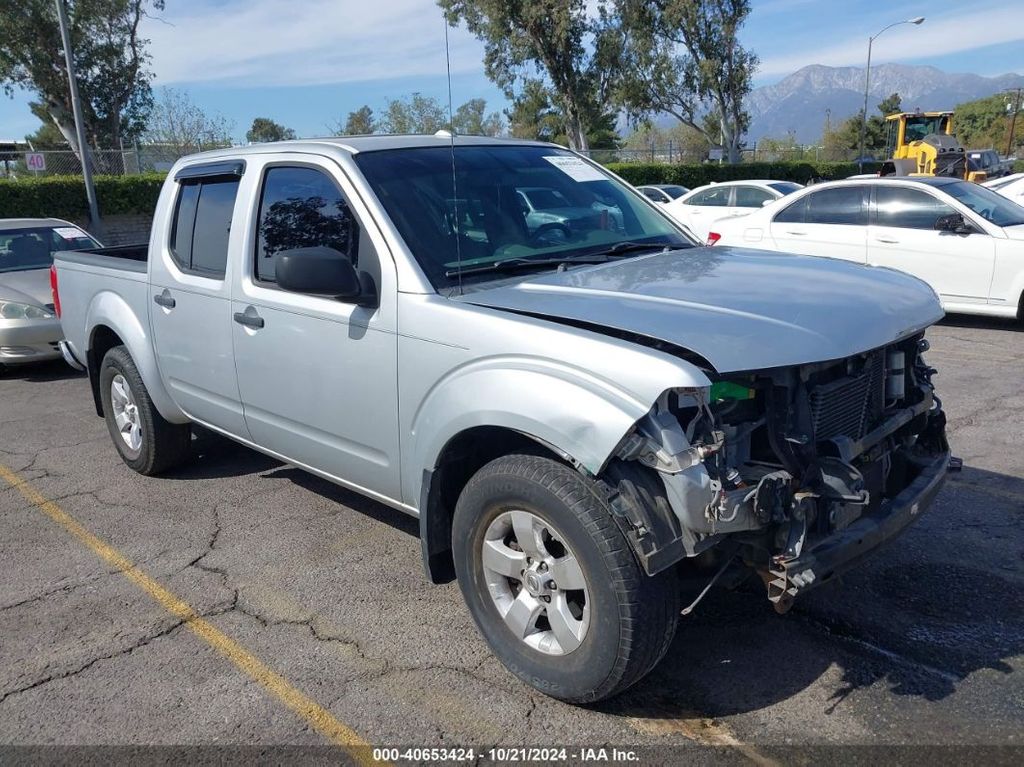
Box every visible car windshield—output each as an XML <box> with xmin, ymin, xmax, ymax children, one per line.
<box><xmin>941</xmin><ymin>181</ymin><xmax>1024</xmax><ymax>228</ymax></box>
<box><xmin>354</xmin><ymin>145</ymin><xmax>692</xmax><ymax>289</ymax></box>
<box><xmin>0</xmin><ymin>225</ymin><xmax>100</xmax><ymax>273</ymax></box>
<box><xmin>768</xmin><ymin>182</ymin><xmax>802</xmax><ymax>195</ymax></box>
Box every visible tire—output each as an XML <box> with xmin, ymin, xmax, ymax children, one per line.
<box><xmin>452</xmin><ymin>454</ymin><xmax>680</xmax><ymax>703</ymax></box>
<box><xmin>99</xmin><ymin>345</ymin><xmax>190</xmax><ymax>475</ymax></box>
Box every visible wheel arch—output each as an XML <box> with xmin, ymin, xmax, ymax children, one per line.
<box><xmin>418</xmin><ymin>425</ymin><xmax>576</xmax><ymax>583</ymax></box>
<box><xmin>84</xmin><ymin>291</ymin><xmax>186</xmax><ymax>423</ymax></box>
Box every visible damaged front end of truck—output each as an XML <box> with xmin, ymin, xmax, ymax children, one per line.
<box><xmin>604</xmin><ymin>333</ymin><xmax>950</xmax><ymax>612</ymax></box>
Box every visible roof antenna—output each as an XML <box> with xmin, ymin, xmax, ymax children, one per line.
<box><xmin>443</xmin><ymin>18</ymin><xmax>463</xmax><ymax>295</ymax></box>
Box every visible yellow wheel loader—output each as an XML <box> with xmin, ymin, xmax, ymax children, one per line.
<box><xmin>879</xmin><ymin>111</ymin><xmax>987</xmax><ymax>182</ymax></box>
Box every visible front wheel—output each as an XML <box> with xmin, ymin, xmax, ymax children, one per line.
<box><xmin>452</xmin><ymin>454</ymin><xmax>680</xmax><ymax>703</ymax></box>
<box><xmin>99</xmin><ymin>345</ymin><xmax>190</xmax><ymax>475</ymax></box>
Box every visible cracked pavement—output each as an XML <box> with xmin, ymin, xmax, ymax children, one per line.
<box><xmin>0</xmin><ymin>314</ymin><xmax>1021</xmax><ymax>757</ymax></box>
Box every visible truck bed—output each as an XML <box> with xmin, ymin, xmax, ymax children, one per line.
<box><xmin>54</xmin><ymin>243</ymin><xmax>148</xmax><ymax>274</ymax></box>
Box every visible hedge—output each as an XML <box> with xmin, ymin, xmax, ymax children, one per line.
<box><xmin>0</xmin><ymin>173</ymin><xmax>166</xmax><ymax>220</ymax></box>
<box><xmin>604</xmin><ymin>161</ymin><xmax>862</xmax><ymax>187</ymax></box>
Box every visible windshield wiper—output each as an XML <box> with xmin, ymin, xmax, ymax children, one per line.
<box><xmin>444</xmin><ymin>241</ymin><xmax>678</xmax><ymax>279</ymax></box>
<box><xmin>444</xmin><ymin>254</ymin><xmax>614</xmax><ymax>278</ymax></box>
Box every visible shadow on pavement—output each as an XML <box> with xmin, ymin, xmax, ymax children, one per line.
<box><xmin>0</xmin><ymin>359</ymin><xmax>84</xmax><ymax>382</ymax></box>
<box><xmin>150</xmin><ymin>428</ymin><xmax>1023</xmax><ymax>720</ymax></box>
<box><xmin>938</xmin><ymin>313</ymin><xmax>1020</xmax><ymax>331</ymax></box>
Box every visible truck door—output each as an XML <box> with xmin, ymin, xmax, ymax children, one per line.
<box><xmin>230</xmin><ymin>158</ymin><xmax>401</xmax><ymax>501</ymax></box>
<box><xmin>149</xmin><ymin>164</ymin><xmax>249</xmax><ymax>438</ymax></box>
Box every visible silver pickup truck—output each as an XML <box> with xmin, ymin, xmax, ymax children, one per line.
<box><xmin>53</xmin><ymin>135</ymin><xmax>950</xmax><ymax>703</ymax></box>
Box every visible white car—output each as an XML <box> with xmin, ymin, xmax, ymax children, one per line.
<box><xmin>662</xmin><ymin>180</ymin><xmax>803</xmax><ymax>240</ymax></box>
<box><xmin>706</xmin><ymin>177</ymin><xmax>1024</xmax><ymax>320</ymax></box>
<box><xmin>984</xmin><ymin>173</ymin><xmax>1024</xmax><ymax>205</ymax></box>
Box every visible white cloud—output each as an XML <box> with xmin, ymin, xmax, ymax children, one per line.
<box><xmin>142</xmin><ymin>0</ymin><xmax>487</xmax><ymax>87</ymax></box>
<box><xmin>756</xmin><ymin>4</ymin><xmax>1024</xmax><ymax>77</ymax></box>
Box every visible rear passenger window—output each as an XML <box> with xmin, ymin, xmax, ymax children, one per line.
<box><xmin>169</xmin><ymin>177</ymin><xmax>239</xmax><ymax>277</ymax></box>
<box><xmin>875</xmin><ymin>186</ymin><xmax>956</xmax><ymax>229</ymax></box>
<box><xmin>255</xmin><ymin>166</ymin><xmax>359</xmax><ymax>284</ymax></box>
<box><xmin>776</xmin><ymin>187</ymin><xmax>865</xmax><ymax>225</ymax></box>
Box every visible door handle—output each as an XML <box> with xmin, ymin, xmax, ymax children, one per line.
<box><xmin>785</xmin><ymin>230</ymin><xmax>807</xmax><ymax>236</ymax></box>
<box><xmin>874</xmin><ymin>237</ymin><xmax>899</xmax><ymax>244</ymax></box>
<box><xmin>233</xmin><ymin>309</ymin><xmax>265</xmax><ymax>329</ymax></box>
<box><xmin>153</xmin><ymin>290</ymin><xmax>176</xmax><ymax>309</ymax></box>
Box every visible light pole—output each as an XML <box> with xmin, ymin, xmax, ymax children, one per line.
<box><xmin>858</xmin><ymin>16</ymin><xmax>925</xmax><ymax>172</ymax></box>
<box><xmin>1005</xmin><ymin>88</ymin><xmax>1023</xmax><ymax>158</ymax></box>
<box><xmin>55</xmin><ymin>0</ymin><xmax>102</xmax><ymax>237</ymax></box>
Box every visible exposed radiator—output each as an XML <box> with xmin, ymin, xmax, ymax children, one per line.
<box><xmin>809</xmin><ymin>350</ymin><xmax>886</xmax><ymax>441</ymax></box>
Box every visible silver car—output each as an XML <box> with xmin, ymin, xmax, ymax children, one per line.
<box><xmin>0</xmin><ymin>218</ymin><xmax>100</xmax><ymax>372</ymax></box>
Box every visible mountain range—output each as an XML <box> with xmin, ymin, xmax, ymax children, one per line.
<box><xmin>745</xmin><ymin>63</ymin><xmax>1024</xmax><ymax>143</ymax></box>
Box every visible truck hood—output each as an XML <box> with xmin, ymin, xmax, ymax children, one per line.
<box><xmin>0</xmin><ymin>268</ymin><xmax>52</xmax><ymax>307</ymax></box>
<box><xmin>458</xmin><ymin>247</ymin><xmax>944</xmax><ymax>373</ymax></box>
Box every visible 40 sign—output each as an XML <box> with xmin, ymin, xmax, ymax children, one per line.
<box><xmin>25</xmin><ymin>153</ymin><xmax>46</xmax><ymax>171</ymax></box>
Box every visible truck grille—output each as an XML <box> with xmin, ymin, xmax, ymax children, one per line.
<box><xmin>809</xmin><ymin>351</ymin><xmax>885</xmax><ymax>441</ymax></box>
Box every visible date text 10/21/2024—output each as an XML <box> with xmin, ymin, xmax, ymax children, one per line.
<box><xmin>371</xmin><ymin>747</ymin><xmax>641</xmax><ymax>762</ymax></box>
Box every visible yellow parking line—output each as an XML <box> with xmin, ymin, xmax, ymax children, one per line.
<box><xmin>0</xmin><ymin>463</ymin><xmax>379</xmax><ymax>764</ymax></box>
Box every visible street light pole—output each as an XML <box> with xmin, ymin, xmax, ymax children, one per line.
<box><xmin>858</xmin><ymin>16</ymin><xmax>925</xmax><ymax>173</ymax></box>
<box><xmin>55</xmin><ymin>0</ymin><xmax>103</xmax><ymax>237</ymax></box>
<box><xmin>1005</xmin><ymin>88</ymin><xmax>1023</xmax><ymax>158</ymax></box>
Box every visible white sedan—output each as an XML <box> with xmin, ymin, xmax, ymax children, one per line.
<box><xmin>662</xmin><ymin>179</ymin><xmax>802</xmax><ymax>240</ymax></box>
<box><xmin>984</xmin><ymin>173</ymin><xmax>1024</xmax><ymax>205</ymax></box>
<box><xmin>706</xmin><ymin>177</ymin><xmax>1024</xmax><ymax>320</ymax></box>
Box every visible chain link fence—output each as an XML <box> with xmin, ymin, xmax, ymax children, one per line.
<box><xmin>0</xmin><ymin>143</ymin><xmax>196</xmax><ymax>179</ymax></box>
<box><xmin>579</xmin><ymin>145</ymin><xmax>877</xmax><ymax>164</ymax></box>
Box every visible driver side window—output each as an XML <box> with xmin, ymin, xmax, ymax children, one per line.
<box><xmin>255</xmin><ymin>166</ymin><xmax>359</xmax><ymax>283</ymax></box>
<box><xmin>875</xmin><ymin>186</ymin><xmax>957</xmax><ymax>230</ymax></box>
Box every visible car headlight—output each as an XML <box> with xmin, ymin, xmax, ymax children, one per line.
<box><xmin>0</xmin><ymin>301</ymin><xmax>54</xmax><ymax>320</ymax></box>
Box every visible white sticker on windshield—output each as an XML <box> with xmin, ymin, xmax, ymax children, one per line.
<box><xmin>542</xmin><ymin>155</ymin><xmax>607</xmax><ymax>182</ymax></box>
<box><xmin>54</xmin><ymin>226</ymin><xmax>87</xmax><ymax>240</ymax></box>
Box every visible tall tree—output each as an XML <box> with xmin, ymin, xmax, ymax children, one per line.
<box><xmin>607</xmin><ymin>0</ymin><xmax>757</xmax><ymax>162</ymax></box>
<box><xmin>954</xmin><ymin>93</ymin><xmax>1021</xmax><ymax>153</ymax></box>
<box><xmin>452</xmin><ymin>98</ymin><xmax>503</xmax><ymax>136</ymax></box>
<box><xmin>144</xmin><ymin>88</ymin><xmax>234</xmax><ymax>154</ymax></box>
<box><xmin>246</xmin><ymin>117</ymin><xmax>296</xmax><ymax>143</ymax></box>
<box><xmin>0</xmin><ymin>0</ymin><xmax>164</xmax><ymax>155</ymax></box>
<box><xmin>379</xmin><ymin>93</ymin><xmax>448</xmax><ymax>134</ymax></box>
<box><xmin>335</xmin><ymin>105</ymin><xmax>376</xmax><ymax>135</ymax></box>
<box><xmin>505</xmin><ymin>80</ymin><xmax>563</xmax><ymax>142</ymax></box>
<box><xmin>439</xmin><ymin>1</ymin><xmax>607</xmax><ymax>151</ymax></box>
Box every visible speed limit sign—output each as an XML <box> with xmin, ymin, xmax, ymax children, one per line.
<box><xmin>25</xmin><ymin>152</ymin><xmax>46</xmax><ymax>171</ymax></box>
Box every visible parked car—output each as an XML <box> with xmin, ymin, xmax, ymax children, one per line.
<box><xmin>53</xmin><ymin>137</ymin><xmax>949</xmax><ymax>703</ymax></box>
<box><xmin>967</xmin><ymin>149</ymin><xmax>1010</xmax><ymax>179</ymax></box>
<box><xmin>707</xmin><ymin>177</ymin><xmax>1024</xmax><ymax>320</ymax></box>
<box><xmin>636</xmin><ymin>184</ymin><xmax>689</xmax><ymax>204</ymax></box>
<box><xmin>983</xmin><ymin>172</ymin><xmax>1024</xmax><ymax>204</ymax></box>
<box><xmin>662</xmin><ymin>180</ymin><xmax>803</xmax><ymax>240</ymax></box>
<box><xmin>0</xmin><ymin>218</ymin><xmax>100</xmax><ymax>373</ymax></box>
<box><xmin>516</xmin><ymin>185</ymin><xmax>624</xmax><ymax>235</ymax></box>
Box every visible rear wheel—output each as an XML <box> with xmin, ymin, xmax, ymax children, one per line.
<box><xmin>452</xmin><ymin>454</ymin><xmax>680</xmax><ymax>703</ymax></box>
<box><xmin>99</xmin><ymin>346</ymin><xmax>190</xmax><ymax>475</ymax></box>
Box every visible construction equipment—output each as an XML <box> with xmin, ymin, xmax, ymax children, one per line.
<box><xmin>880</xmin><ymin>111</ymin><xmax>987</xmax><ymax>182</ymax></box>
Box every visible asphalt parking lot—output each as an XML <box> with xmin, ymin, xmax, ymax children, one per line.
<box><xmin>1</xmin><ymin>315</ymin><xmax>1022</xmax><ymax>762</ymax></box>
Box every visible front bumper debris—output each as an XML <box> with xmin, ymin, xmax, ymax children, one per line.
<box><xmin>763</xmin><ymin>451</ymin><xmax>950</xmax><ymax>607</ymax></box>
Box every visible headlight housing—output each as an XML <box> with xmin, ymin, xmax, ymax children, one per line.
<box><xmin>0</xmin><ymin>301</ymin><xmax>54</xmax><ymax>320</ymax></box>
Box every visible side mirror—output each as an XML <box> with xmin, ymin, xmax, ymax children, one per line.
<box><xmin>275</xmin><ymin>246</ymin><xmax>377</xmax><ymax>307</ymax></box>
<box><xmin>761</xmin><ymin>199</ymin><xmax>773</xmax><ymax>207</ymax></box>
<box><xmin>933</xmin><ymin>213</ymin><xmax>973</xmax><ymax>235</ymax></box>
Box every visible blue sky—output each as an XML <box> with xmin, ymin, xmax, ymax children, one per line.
<box><xmin>2</xmin><ymin>0</ymin><xmax>1022</xmax><ymax>142</ymax></box>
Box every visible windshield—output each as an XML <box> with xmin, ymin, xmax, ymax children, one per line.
<box><xmin>354</xmin><ymin>145</ymin><xmax>692</xmax><ymax>289</ymax></box>
<box><xmin>768</xmin><ymin>182</ymin><xmax>802</xmax><ymax>195</ymax></box>
<box><xmin>904</xmin><ymin>115</ymin><xmax>948</xmax><ymax>142</ymax></box>
<box><xmin>942</xmin><ymin>181</ymin><xmax>1024</xmax><ymax>228</ymax></box>
<box><xmin>0</xmin><ymin>225</ymin><xmax>100</xmax><ymax>273</ymax></box>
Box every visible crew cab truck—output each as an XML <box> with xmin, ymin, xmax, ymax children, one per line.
<box><xmin>53</xmin><ymin>136</ymin><xmax>950</xmax><ymax>703</ymax></box>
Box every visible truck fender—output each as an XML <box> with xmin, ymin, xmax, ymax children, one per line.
<box><xmin>407</xmin><ymin>356</ymin><xmax>711</xmax><ymax>581</ymax></box>
<box><xmin>86</xmin><ymin>290</ymin><xmax>187</xmax><ymax>424</ymax></box>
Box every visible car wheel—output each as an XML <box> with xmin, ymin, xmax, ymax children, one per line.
<box><xmin>452</xmin><ymin>454</ymin><xmax>680</xmax><ymax>703</ymax></box>
<box><xmin>99</xmin><ymin>345</ymin><xmax>190</xmax><ymax>475</ymax></box>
